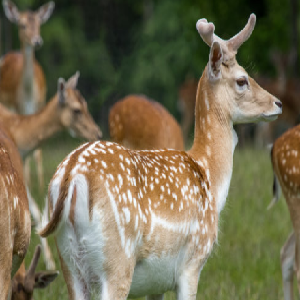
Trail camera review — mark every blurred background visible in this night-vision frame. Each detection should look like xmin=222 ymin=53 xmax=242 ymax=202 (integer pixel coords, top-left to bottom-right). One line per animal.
xmin=1 ymin=0 xmax=297 ymax=141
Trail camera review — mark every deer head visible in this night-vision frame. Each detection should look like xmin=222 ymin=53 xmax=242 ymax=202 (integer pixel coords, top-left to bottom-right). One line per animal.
xmin=11 ymin=245 xmax=58 ymax=300
xmin=3 ymin=0 xmax=54 ymax=48
xmin=196 ymin=14 xmax=282 ymax=125
xmin=57 ymin=71 xmax=103 ymax=141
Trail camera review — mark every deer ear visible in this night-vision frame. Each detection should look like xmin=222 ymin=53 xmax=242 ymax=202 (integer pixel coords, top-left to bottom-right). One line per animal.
xmin=38 ymin=1 xmax=54 ymax=24
xmin=208 ymin=41 xmax=223 ymax=81
xmin=3 ymin=0 xmax=20 ymax=24
xmin=57 ymin=78 xmax=66 ymax=105
xmin=34 ymin=270 xmax=59 ymax=289
xmin=65 ymin=71 xmax=80 ymax=90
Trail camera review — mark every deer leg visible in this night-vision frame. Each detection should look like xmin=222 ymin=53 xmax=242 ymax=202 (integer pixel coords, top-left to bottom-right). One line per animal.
xmin=281 ymin=231 xmax=296 ymax=300
xmin=176 ymin=266 xmax=200 ymax=300
xmin=26 ymin=188 xmax=56 ymax=270
xmin=24 ymin=155 xmax=32 ymax=189
xmin=147 ymin=294 xmax=164 ymax=300
xmin=295 ymin=232 xmax=300 ymax=298
xmin=33 ymin=149 xmax=44 ymax=194
xmin=99 ymin=259 xmax=135 ymax=300
xmin=56 ymin=243 xmax=90 ymax=300
xmin=0 ymin=251 xmax=12 ymax=300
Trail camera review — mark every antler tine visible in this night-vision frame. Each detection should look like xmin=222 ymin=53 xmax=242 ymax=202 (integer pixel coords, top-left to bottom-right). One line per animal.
xmin=196 ymin=18 xmax=216 ymax=47
xmin=228 ymin=13 xmax=256 ymax=52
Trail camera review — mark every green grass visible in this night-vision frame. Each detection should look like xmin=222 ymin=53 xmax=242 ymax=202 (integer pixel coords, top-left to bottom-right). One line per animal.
xmin=26 ymin=140 xmax=293 ymax=299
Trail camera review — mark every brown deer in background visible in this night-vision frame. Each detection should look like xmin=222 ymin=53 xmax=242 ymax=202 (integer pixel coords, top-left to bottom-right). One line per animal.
xmin=109 ymin=94 xmax=185 ymax=150
xmin=38 ymin=14 xmax=281 ymax=299
xmin=1 ymin=0 xmax=54 ymax=193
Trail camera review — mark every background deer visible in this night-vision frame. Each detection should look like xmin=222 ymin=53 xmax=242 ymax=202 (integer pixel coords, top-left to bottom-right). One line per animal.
xmin=11 ymin=245 xmax=58 ymax=300
xmin=0 ymin=71 xmax=102 ymax=270
xmin=109 ymin=94 xmax=184 ymax=150
xmin=38 ymin=14 xmax=281 ymax=299
xmin=1 ymin=0 xmax=54 ymax=193
xmin=269 ymin=124 xmax=300 ymax=300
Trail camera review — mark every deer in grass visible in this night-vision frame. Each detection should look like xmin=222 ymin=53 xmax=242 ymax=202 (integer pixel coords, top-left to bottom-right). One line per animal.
xmin=1 ymin=0 xmax=55 ymax=193
xmin=269 ymin=124 xmax=300 ymax=300
xmin=0 ymin=71 xmax=102 ymax=270
xmin=178 ymin=77 xmax=198 ymax=143
xmin=11 ymin=245 xmax=58 ymax=300
xmin=0 ymin=124 xmax=58 ymax=299
xmin=109 ymin=94 xmax=185 ymax=150
xmin=38 ymin=13 xmax=282 ymax=299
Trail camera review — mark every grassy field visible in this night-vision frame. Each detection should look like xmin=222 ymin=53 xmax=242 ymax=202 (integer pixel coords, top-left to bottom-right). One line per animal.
xmin=26 ymin=136 xmax=293 ymax=300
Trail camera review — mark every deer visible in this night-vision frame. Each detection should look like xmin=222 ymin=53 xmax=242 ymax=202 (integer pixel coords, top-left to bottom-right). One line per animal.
xmin=0 ymin=124 xmax=58 ymax=299
xmin=0 ymin=123 xmax=31 ymax=299
xmin=38 ymin=13 xmax=282 ymax=299
xmin=178 ymin=77 xmax=198 ymax=143
xmin=109 ymin=94 xmax=185 ymax=151
xmin=268 ymin=124 xmax=300 ymax=300
xmin=0 ymin=71 xmax=102 ymax=271
xmin=1 ymin=0 xmax=55 ymax=194
xmin=11 ymin=245 xmax=58 ymax=300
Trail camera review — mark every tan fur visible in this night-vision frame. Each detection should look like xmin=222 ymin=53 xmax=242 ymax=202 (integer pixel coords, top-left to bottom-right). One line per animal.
xmin=0 ymin=52 xmax=46 ymax=111
xmin=271 ymin=125 xmax=300 ymax=300
xmin=39 ymin=14 xmax=281 ymax=299
xmin=0 ymin=124 xmax=31 ymax=300
xmin=109 ymin=95 xmax=184 ymax=151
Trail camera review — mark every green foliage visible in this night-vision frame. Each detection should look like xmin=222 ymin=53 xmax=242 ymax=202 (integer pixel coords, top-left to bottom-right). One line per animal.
xmin=3 ymin=0 xmax=296 ymax=130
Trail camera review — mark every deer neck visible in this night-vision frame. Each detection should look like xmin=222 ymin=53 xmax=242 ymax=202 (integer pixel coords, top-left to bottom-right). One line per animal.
xmin=20 ymin=43 xmax=35 ymax=114
xmin=10 ymin=96 xmax=62 ymax=156
xmin=188 ymin=73 xmax=238 ymax=215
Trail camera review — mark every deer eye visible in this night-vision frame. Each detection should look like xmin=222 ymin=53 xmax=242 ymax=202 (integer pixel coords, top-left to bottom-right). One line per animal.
xmin=73 ymin=108 xmax=81 ymax=115
xmin=236 ymin=78 xmax=248 ymax=87
xmin=19 ymin=23 xmax=26 ymax=29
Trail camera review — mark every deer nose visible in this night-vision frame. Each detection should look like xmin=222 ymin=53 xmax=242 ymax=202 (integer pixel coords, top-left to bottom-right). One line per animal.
xmin=275 ymin=101 xmax=282 ymax=108
xmin=32 ymin=37 xmax=43 ymax=48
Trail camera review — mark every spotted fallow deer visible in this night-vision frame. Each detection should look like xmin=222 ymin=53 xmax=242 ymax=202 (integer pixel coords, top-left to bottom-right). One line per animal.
xmin=0 ymin=124 xmax=31 ymax=300
xmin=1 ymin=0 xmax=55 ymax=194
xmin=109 ymin=94 xmax=185 ymax=151
xmin=0 ymin=123 xmax=58 ymax=299
xmin=269 ymin=124 xmax=300 ymax=300
xmin=0 ymin=71 xmax=102 ymax=271
xmin=38 ymin=14 xmax=282 ymax=299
